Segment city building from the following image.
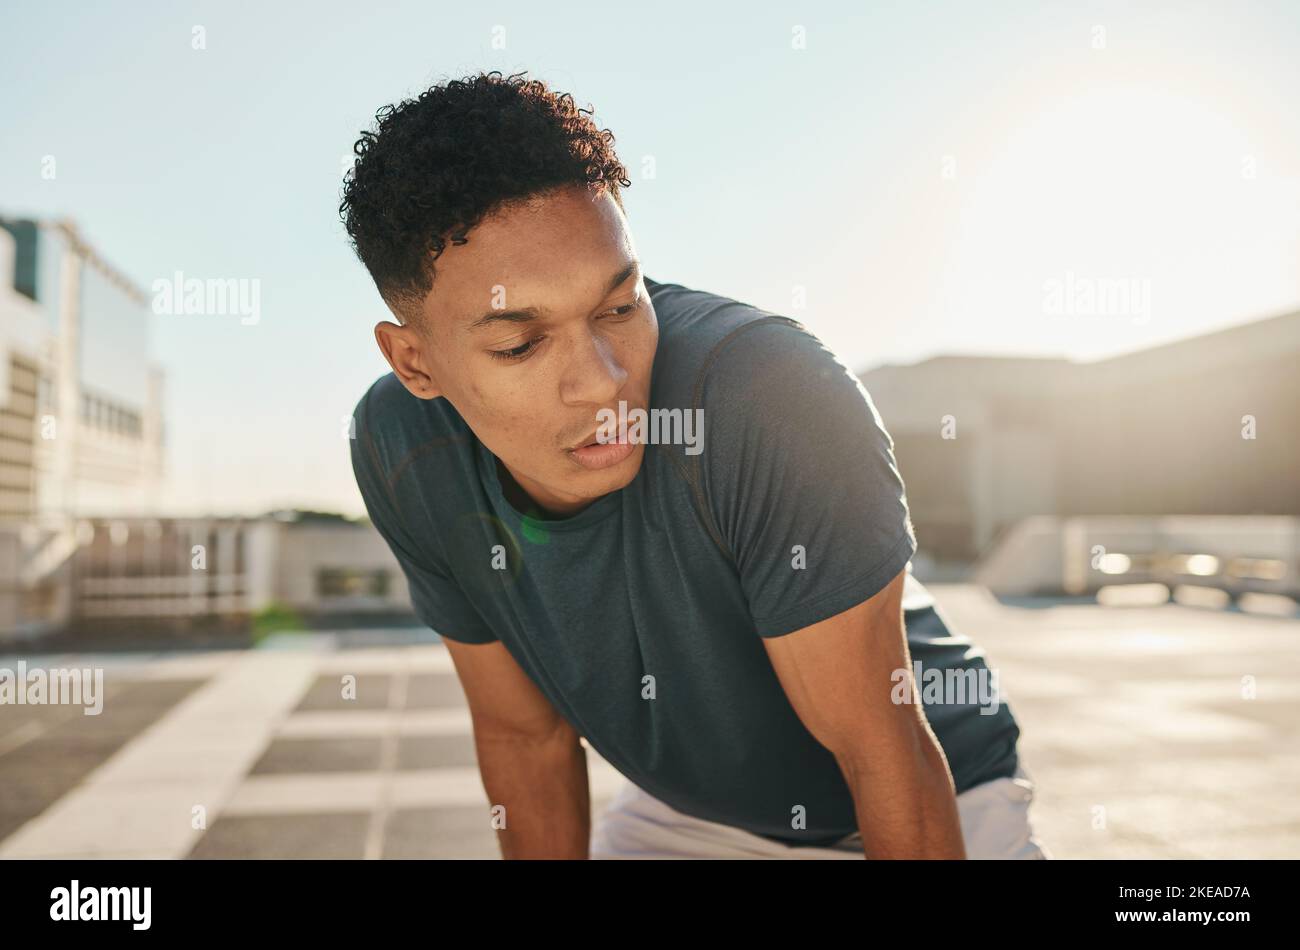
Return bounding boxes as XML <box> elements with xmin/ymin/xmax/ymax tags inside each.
<box><xmin>860</xmin><ymin>309</ymin><xmax>1300</xmax><ymax>597</ymax></box>
<box><xmin>860</xmin><ymin>309</ymin><xmax>1300</xmax><ymax>567</ymax></box>
<box><xmin>0</xmin><ymin>221</ymin><xmax>411</xmax><ymax>645</ymax></box>
<box><xmin>0</xmin><ymin>217</ymin><xmax>166</xmax><ymax>636</ymax></box>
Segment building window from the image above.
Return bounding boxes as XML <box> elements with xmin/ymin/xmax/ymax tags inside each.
<box><xmin>37</xmin><ymin>375</ymin><xmax>56</xmax><ymax>413</ymax></box>
<box><xmin>76</xmin><ymin>390</ymin><xmax>144</xmax><ymax>438</ymax></box>
<box><xmin>316</xmin><ymin>568</ymin><xmax>391</xmax><ymax>599</ymax></box>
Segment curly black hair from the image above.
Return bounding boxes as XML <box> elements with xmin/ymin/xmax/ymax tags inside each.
<box><xmin>339</xmin><ymin>71</ymin><xmax>631</xmax><ymax>319</ymax></box>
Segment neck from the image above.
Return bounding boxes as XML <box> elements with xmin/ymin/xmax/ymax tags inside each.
<box><xmin>495</xmin><ymin>456</ymin><xmax>592</xmax><ymax>520</ymax></box>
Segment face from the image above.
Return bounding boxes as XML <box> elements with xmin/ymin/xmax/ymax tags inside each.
<box><xmin>373</xmin><ymin>184</ymin><xmax>658</xmax><ymax>518</ymax></box>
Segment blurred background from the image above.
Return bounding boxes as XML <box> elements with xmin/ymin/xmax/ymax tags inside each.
<box><xmin>1</xmin><ymin>0</ymin><xmax>1297</xmax><ymax>859</ymax></box>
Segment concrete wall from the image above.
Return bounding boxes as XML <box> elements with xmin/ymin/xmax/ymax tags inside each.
<box><xmin>858</xmin><ymin>311</ymin><xmax>1300</xmax><ymax>569</ymax></box>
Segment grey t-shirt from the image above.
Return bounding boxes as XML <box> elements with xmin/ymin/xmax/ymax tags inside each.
<box><xmin>350</xmin><ymin>276</ymin><xmax>1020</xmax><ymax>846</ymax></box>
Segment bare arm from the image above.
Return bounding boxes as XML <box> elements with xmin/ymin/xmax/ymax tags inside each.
<box><xmin>761</xmin><ymin>569</ymin><xmax>967</xmax><ymax>859</ymax></box>
<box><xmin>441</xmin><ymin>637</ymin><xmax>590</xmax><ymax>859</ymax></box>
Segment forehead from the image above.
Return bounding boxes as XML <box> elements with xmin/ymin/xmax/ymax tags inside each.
<box><xmin>419</xmin><ymin>186</ymin><xmax>633</xmax><ymax>325</ymax></box>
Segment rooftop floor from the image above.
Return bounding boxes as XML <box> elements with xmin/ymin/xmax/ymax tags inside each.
<box><xmin>1</xmin><ymin>586</ymin><xmax>1296</xmax><ymax>859</ymax></box>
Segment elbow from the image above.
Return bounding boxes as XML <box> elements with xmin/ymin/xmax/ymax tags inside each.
<box><xmin>472</xmin><ymin>712</ymin><xmax>581</xmax><ymax>751</ymax></box>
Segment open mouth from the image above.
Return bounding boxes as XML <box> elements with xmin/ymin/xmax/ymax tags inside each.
<box><xmin>569</xmin><ymin>426</ymin><xmax>627</xmax><ymax>451</ymax></box>
<box><xmin>575</xmin><ymin>433</ymin><xmax>627</xmax><ymax>449</ymax></box>
<box><xmin>567</xmin><ymin>433</ymin><xmax>635</xmax><ymax>470</ymax></box>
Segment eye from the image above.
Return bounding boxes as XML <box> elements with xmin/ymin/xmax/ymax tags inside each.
<box><xmin>490</xmin><ymin>336</ymin><xmax>545</xmax><ymax>361</ymax></box>
<box><xmin>600</xmin><ymin>299</ymin><xmax>640</xmax><ymax>319</ymax></box>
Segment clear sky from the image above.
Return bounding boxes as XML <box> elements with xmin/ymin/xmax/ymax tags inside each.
<box><xmin>2</xmin><ymin>0</ymin><xmax>1297</xmax><ymax>517</ymax></box>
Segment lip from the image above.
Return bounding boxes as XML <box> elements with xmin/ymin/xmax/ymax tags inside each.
<box><xmin>568</xmin><ymin>402</ymin><xmax>645</xmax><ymax>451</ymax></box>
<box><xmin>569</xmin><ymin>428</ymin><xmax>602</xmax><ymax>452</ymax></box>
<box><xmin>567</xmin><ymin>435</ymin><xmax>636</xmax><ymax>471</ymax></box>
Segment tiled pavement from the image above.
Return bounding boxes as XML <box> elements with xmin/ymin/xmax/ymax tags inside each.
<box><xmin>0</xmin><ymin>640</ymin><xmax>626</xmax><ymax>859</ymax></box>
<box><xmin>1</xmin><ymin>586</ymin><xmax>1297</xmax><ymax>859</ymax></box>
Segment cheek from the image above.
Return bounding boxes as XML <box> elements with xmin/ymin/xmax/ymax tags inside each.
<box><xmin>469</xmin><ymin>376</ymin><xmax>556</xmax><ymax>441</ymax></box>
<box><xmin>629</xmin><ymin>315</ymin><xmax>659</xmax><ymax>378</ymax></box>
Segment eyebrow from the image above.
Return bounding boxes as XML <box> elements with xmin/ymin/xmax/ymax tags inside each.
<box><xmin>466</xmin><ymin>259</ymin><xmax>641</xmax><ymax>331</ymax></box>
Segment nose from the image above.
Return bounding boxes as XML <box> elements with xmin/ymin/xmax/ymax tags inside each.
<box><xmin>558</xmin><ymin>326</ymin><xmax>628</xmax><ymax>408</ymax></box>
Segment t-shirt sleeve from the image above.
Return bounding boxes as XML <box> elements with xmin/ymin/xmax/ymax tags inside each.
<box><xmin>350</xmin><ymin>385</ymin><xmax>498</xmax><ymax>645</ymax></box>
<box><xmin>698</xmin><ymin>318</ymin><xmax>917</xmax><ymax>638</ymax></box>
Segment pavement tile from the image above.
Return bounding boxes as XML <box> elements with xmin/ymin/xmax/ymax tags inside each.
<box><xmin>383</xmin><ymin>807</ymin><xmax>499</xmax><ymax>859</ymax></box>
<box><xmin>250</xmin><ymin>737</ymin><xmax>385</xmax><ymax>775</ymax></box>
<box><xmin>293</xmin><ymin>673</ymin><xmax>392</xmax><ymax>711</ymax></box>
<box><xmin>395</xmin><ymin>734</ymin><xmax>478</xmax><ymax>770</ymax></box>
<box><xmin>0</xmin><ymin>679</ymin><xmax>207</xmax><ymax>848</ymax></box>
<box><xmin>404</xmin><ymin>673</ymin><xmax>469</xmax><ymax>710</ymax></box>
<box><xmin>189</xmin><ymin>812</ymin><xmax>370</xmax><ymax>859</ymax></box>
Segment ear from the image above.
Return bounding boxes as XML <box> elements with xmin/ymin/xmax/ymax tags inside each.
<box><xmin>374</xmin><ymin>320</ymin><xmax>443</xmax><ymax>400</ymax></box>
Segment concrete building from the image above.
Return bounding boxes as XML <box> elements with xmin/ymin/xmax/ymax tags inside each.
<box><xmin>0</xmin><ymin>220</ymin><xmax>413</xmax><ymax>645</ymax></box>
<box><xmin>0</xmin><ymin>217</ymin><xmax>166</xmax><ymax>635</ymax></box>
<box><xmin>0</xmin><ymin>218</ymin><xmax>166</xmax><ymax>518</ymax></box>
<box><xmin>244</xmin><ymin>510</ymin><xmax>412</xmax><ymax>624</ymax></box>
<box><xmin>1</xmin><ymin>507</ymin><xmax>413</xmax><ymax>645</ymax></box>
<box><xmin>51</xmin><ymin>510</ymin><xmax>411</xmax><ymax>640</ymax></box>
<box><xmin>860</xmin><ymin>309</ymin><xmax>1300</xmax><ymax>592</ymax></box>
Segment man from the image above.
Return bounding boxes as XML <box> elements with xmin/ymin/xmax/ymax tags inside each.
<box><xmin>341</xmin><ymin>71</ymin><xmax>1050</xmax><ymax>859</ymax></box>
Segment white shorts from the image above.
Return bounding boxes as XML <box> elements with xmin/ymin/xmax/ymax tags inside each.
<box><xmin>590</xmin><ymin>763</ymin><xmax>1053</xmax><ymax>859</ymax></box>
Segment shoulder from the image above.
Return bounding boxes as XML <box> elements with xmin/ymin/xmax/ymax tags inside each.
<box><xmin>698</xmin><ymin>316</ymin><xmax>847</xmax><ymax>411</ymax></box>
<box><xmin>667</xmin><ymin>290</ymin><xmax>897</xmax><ymax>491</ymax></box>
<box><xmin>647</xmin><ymin>277</ymin><xmax>820</xmax><ymax>412</ymax></box>
<box><xmin>652</xmin><ymin>279</ymin><xmax>866</xmax><ymax>433</ymax></box>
